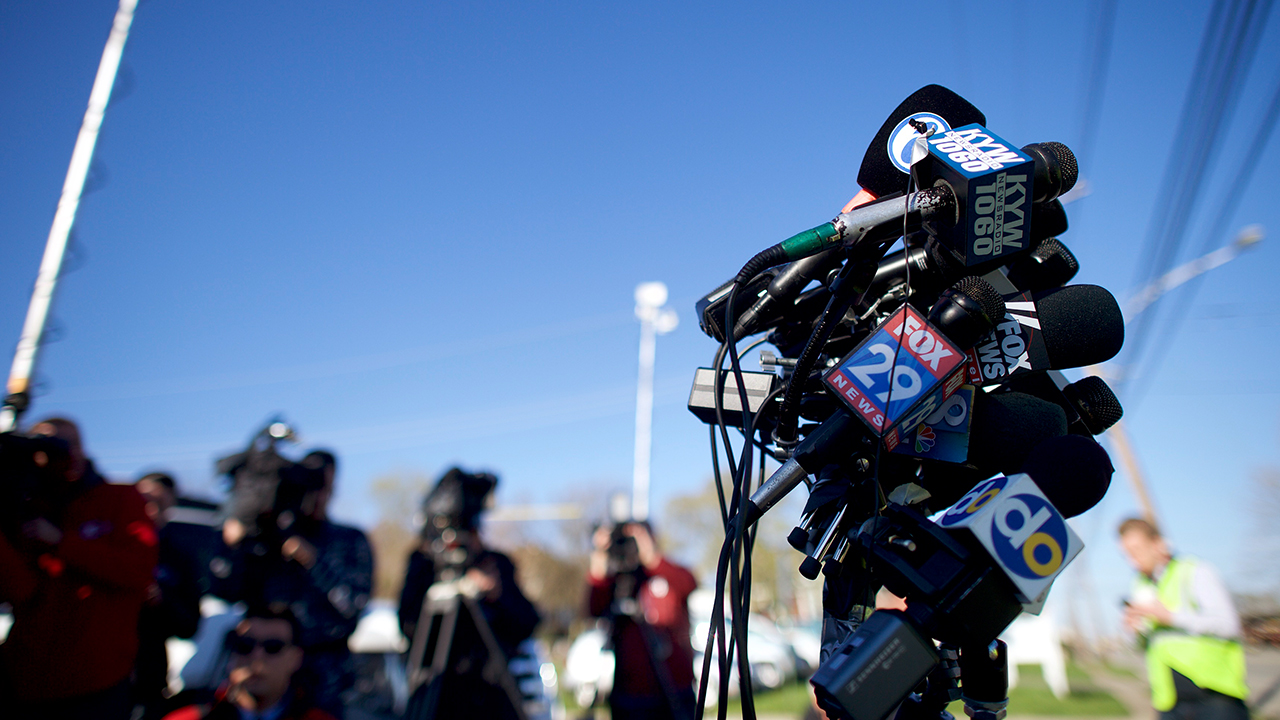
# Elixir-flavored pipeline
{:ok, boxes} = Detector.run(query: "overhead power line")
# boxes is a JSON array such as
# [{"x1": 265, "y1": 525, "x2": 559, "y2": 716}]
[{"x1": 1120, "y1": 0, "x2": 1275, "y2": 398}]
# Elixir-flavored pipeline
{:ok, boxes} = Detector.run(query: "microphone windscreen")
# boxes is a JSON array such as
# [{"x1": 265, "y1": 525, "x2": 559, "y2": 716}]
[
  {"x1": 1063, "y1": 375, "x2": 1123, "y2": 434},
  {"x1": 1030, "y1": 200, "x2": 1069, "y2": 241},
  {"x1": 966, "y1": 391, "x2": 1069, "y2": 477},
  {"x1": 917, "y1": 390, "x2": 1069, "y2": 509},
  {"x1": 857, "y1": 85, "x2": 986, "y2": 198},
  {"x1": 1004, "y1": 237, "x2": 1080, "y2": 293},
  {"x1": 1035, "y1": 285, "x2": 1125, "y2": 368},
  {"x1": 1019, "y1": 435, "x2": 1114, "y2": 518}
]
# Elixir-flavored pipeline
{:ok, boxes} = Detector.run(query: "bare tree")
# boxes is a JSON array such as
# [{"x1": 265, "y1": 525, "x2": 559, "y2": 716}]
[
  {"x1": 366, "y1": 471, "x2": 432, "y2": 599},
  {"x1": 663, "y1": 474, "x2": 807, "y2": 620}
]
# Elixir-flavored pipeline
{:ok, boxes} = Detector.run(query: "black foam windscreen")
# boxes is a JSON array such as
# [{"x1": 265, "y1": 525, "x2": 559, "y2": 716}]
[
  {"x1": 1062, "y1": 375, "x2": 1123, "y2": 434},
  {"x1": 1030, "y1": 200, "x2": 1069, "y2": 241},
  {"x1": 917, "y1": 390, "x2": 1068, "y2": 509},
  {"x1": 857, "y1": 85, "x2": 986, "y2": 199},
  {"x1": 1004, "y1": 237, "x2": 1080, "y2": 293},
  {"x1": 1019, "y1": 434, "x2": 1114, "y2": 518},
  {"x1": 1035, "y1": 285, "x2": 1125, "y2": 369},
  {"x1": 966, "y1": 391, "x2": 1069, "y2": 477}
]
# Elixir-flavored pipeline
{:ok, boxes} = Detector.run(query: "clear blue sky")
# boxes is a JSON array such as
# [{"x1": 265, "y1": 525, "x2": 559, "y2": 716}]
[{"x1": 2, "y1": 1, "x2": 1278, "y2": 633}]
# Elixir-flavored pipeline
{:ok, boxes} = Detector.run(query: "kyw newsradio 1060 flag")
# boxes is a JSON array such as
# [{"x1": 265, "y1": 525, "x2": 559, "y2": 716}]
[
  {"x1": 918, "y1": 124, "x2": 1034, "y2": 266},
  {"x1": 823, "y1": 304, "x2": 967, "y2": 451}
]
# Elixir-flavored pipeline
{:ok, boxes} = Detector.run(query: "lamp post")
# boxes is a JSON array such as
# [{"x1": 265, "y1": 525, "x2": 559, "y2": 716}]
[
  {"x1": 1099, "y1": 224, "x2": 1264, "y2": 527},
  {"x1": 1, "y1": 0, "x2": 138, "y2": 431},
  {"x1": 632, "y1": 282, "x2": 677, "y2": 521}
]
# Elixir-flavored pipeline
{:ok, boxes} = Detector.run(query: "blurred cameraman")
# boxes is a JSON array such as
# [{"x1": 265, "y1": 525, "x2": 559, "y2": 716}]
[
  {"x1": 397, "y1": 468, "x2": 540, "y2": 720},
  {"x1": 211, "y1": 449, "x2": 373, "y2": 719},
  {"x1": 133, "y1": 472, "x2": 203, "y2": 720},
  {"x1": 587, "y1": 519, "x2": 698, "y2": 720},
  {"x1": 0, "y1": 417, "x2": 158, "y2": 719}
]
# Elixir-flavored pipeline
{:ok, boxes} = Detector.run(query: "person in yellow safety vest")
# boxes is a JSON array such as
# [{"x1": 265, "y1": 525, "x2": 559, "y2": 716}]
[{"x1": 1118, "y1": 517, "x2": 1249, "y2": 720}]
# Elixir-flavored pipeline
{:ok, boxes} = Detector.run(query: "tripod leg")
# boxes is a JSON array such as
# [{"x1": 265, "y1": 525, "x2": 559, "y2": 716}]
[
  {"x1": 405, "y1": 589, "x2": 436, "y2": 692},
  {"x1": 462, "y1": 596, "x2": 531, "y2": 720},
  {"x1": 405, "y1": 594, "x2": 460, "y2": 720},
  {"x1": 631, "y1": 617, "x2": 693, "y2": 720}
]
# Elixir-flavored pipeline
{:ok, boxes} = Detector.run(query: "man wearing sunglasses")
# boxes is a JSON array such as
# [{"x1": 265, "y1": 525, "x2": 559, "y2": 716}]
[{"x1": 163, "y1": 606, "x2": 337, "y2": 720}]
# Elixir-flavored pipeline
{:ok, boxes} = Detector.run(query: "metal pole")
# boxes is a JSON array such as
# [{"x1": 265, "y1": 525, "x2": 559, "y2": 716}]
[
  {"x1": 1, "y1": 0, "x2": 138, "y2": 431},
  {"x1": 1106, "y1": 419, "x2": 1160, "y2": 527},
  {"x1": 632, "y1": 283, "x2": 676, "y2": 521},
  {"x1": 1098, "y1": 225, "x2": 1263, "y2": 530},
  {"x1": 633, "y1": 315, "x2": 657, "y2": 520}
]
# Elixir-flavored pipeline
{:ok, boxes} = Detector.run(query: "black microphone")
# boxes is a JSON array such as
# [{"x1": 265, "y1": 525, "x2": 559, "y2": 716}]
[
  {"x1": 970, "y1": 284, "x2": 1124, "y2": 384},
  {"x1": 1021, "y1": 142, "x2": 1079, "y2": 204},
  {"x1": 964, "y1": 390, "x2": 1069, "y2": 476},
  {"x1": 1019, "y1": 434, "x2": 1114, "y2": 518},
  {"x1": 857, "y1": 85, "x2": 987, "y2": 199},
  {"x1": 915, "y1": 390, "x2": 1070, "y2": 509},
  {"x1": 1062, "y1": 375, "x2": 1124, "y2": 435},
  {"x1": 744, "y1": 277, "x2": 1003, "y2": 523},
  {"x1": 1003, "y1": 236, "x2": 1079, "y2": 293},
  {"x1": 999, "y1": 371, "x2": 1123, "y2": 437}
]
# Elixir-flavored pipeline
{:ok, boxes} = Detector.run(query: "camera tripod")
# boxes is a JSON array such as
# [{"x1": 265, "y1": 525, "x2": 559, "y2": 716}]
[
  {"x1": 404, "y1": 575, "x2": 530, "y2": 720},
  {"x1": 593, "y1": 571, "x2": 694, "y2": 720}
]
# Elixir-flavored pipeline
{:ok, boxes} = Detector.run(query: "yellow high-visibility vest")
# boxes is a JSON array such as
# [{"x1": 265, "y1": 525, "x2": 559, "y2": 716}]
[{"x1": 1133, "y1": 556, "x2": 1249, "y2": 711}]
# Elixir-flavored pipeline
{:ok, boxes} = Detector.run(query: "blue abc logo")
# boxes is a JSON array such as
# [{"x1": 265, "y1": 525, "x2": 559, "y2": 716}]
[
  {"x1": 888, "y1": 112, "x2": 951, "y2": 173},
  {"x1": 989, "y1": 493, "x2": 1069, "y2": 579},
  {"x1": 940, "y1": 476, "x2": 1007, "y2": 527}
]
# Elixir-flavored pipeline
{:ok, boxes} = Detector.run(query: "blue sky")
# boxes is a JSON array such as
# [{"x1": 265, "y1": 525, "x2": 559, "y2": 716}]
[{"x1": 2, "y1": 0, "x2": 1278, "y2": 631}]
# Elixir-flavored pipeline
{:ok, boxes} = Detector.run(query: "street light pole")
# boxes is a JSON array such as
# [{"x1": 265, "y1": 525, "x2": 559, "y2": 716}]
[
  {"x1": 1, "y1": 0, "x2": 139, "y2": 431},
  {"x1": 1101, "y1": 224, "x2": 1264, "y2": 528},
  {"x1": 632, "y1": 282, "x2": 677, "y2": 521}
]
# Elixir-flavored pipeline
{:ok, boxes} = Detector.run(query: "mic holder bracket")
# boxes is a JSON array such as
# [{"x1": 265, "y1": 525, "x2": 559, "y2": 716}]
[{"x1": 859, "y1": 505, "x2": 1021, "y2": 647}]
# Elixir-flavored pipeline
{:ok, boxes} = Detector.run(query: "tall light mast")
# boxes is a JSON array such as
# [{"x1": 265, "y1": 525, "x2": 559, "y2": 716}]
[{"x1": 632, "y1": 282, "x2": 677, "y2": 521}]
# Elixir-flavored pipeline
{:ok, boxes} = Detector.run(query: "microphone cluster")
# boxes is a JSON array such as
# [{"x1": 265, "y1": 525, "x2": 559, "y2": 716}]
[{"x1": 686, "y1": 85, "x2": 1124, "y2": 720}]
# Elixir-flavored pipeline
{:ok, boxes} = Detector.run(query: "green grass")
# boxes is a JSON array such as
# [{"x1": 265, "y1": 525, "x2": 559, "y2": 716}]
[
  {"x1": 567, "y1": 663, "x2": 1132, "y2": 718},
  {"x1": 724, "y1": 680, "x2": 815, "y2": 716},
  {"x1": 1102, "y1": 663, "x2": 1140, "y2": 680},
  {"x1": 720, "y1": 664, "x2": 1130, "y2": 719},
  {"x1": 996, "y1": 664, "x2": 1130, "y2": 716}
]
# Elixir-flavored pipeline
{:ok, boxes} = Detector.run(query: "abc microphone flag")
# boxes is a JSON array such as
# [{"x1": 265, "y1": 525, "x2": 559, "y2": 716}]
[{"x1": 937, "y1": 473, "x2": 1083, "y2": 608}]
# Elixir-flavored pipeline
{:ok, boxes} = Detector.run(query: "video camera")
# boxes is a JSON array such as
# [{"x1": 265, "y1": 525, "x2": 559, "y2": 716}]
[
  {"x1": 594, "y1": 493, "x2": 649, "y2": 578},
  {"x1": 420, "y1": 467, "x2": 497, "y2": 576},
  {"x1": 0, "y1": 430, "x2": 72, "y2": 541},
  {"x1": 216, "y1": 418, "x2": 328, "y2": 546},
  {"x1": 603, "y1": 521, "x2": 644, "y2": 576}
]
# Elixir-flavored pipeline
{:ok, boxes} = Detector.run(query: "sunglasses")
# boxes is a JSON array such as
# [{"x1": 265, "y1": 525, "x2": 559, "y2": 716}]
[{"x1": 226, "y1": 635, "x2": 291, "y2": 656}]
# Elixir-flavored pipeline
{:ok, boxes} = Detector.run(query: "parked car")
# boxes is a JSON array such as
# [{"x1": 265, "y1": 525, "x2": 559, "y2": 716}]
[{"x1": 564, "y1": 610, "x2": 800, "y2": 710}]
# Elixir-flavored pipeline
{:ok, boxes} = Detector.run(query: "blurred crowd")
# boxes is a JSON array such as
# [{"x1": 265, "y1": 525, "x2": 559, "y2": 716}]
[{"x1": 0, "y1": 417, "x2": 701, "y2": 720}]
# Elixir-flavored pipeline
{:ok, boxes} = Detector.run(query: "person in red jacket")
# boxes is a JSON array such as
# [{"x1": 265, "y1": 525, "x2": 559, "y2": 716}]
[
  {"x1": 0, "y1": 417, "x2": 159, "y2": 720},
  {"x1": 163, "y1": 605, "x2": 337, "y2": 720},
  {"x1": 587, "y1": 521, "x2": 698, "y2": 720}
]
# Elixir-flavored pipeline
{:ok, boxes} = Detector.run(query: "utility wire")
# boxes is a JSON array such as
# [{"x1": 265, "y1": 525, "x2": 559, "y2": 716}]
[
  {"x1": 1127, "y1": 67, "x2": 1280, "y2": 402},
  {"x1": 1121, "y1": 0, "x2": 1272, "y2": 396},
  {"x1": 1076, "y1": 0, "x2": 1119, "y2": 171}
]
